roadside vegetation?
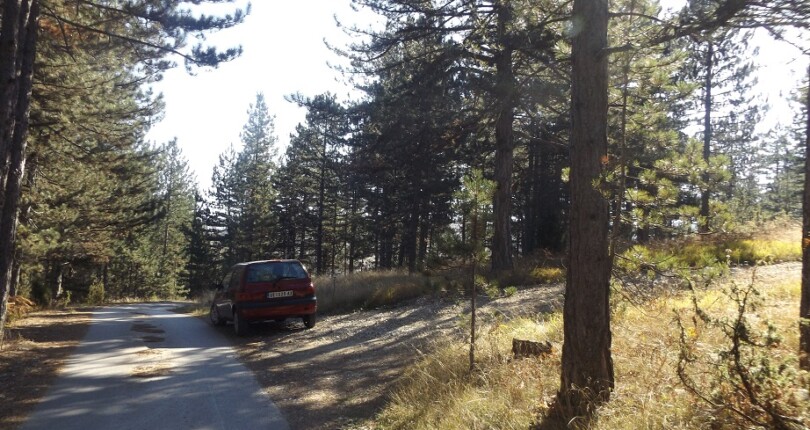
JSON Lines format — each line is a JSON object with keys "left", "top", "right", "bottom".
{"left": 362, "top": 226, "right": 809, "bottom": 429}
{"left": 372, "top": 276, "right": 809, "bottom": 430}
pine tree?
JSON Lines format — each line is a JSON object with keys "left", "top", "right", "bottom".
{"left": 343, "top": 0, "right": 565, "bottom": 272}
{"left": 152, "top": 139, "right": 195, "bottom": 297}
{"left": 558, "top": 0, "right": 613, "bottom": 416}
{"left": 680, "top": 0, "right": 761, "bottom": 232}
{"left": 233, "top": 93, "right": 279, "bottom": 261}
{"left": 209, "top": 94, "right": 280, "bottom": 267}
{"left": 185, "top": 192, "right": 220, "bottom": 296}
{"left": 280, "top": 93, "right": 350, "bottom": 275}
{"left": 0, "top": 0, "right": 247, "bottom": 341}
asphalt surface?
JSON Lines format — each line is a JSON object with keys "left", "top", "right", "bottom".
{"left": 20, "top": 303, "right": 289, "bottom": 430}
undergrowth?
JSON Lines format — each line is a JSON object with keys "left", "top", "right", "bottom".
{"left": 314, "top": 270, "right": 441, "bottom": 314}
{"left": 377, "top": 315, "right": 564, "bottom": 430}
{"left": 368, "top": 268, "right": 810, "bottom": 430}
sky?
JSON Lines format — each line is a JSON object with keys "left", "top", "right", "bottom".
{"left": 145, "top": 0, "right": 372, "bottom": 185}
{"left": 145, "top": 1, "right": 809, "bottom": 188}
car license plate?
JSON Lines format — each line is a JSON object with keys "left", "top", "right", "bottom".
{"left": 267, "top": 290, "right": 293, "bottom": 299}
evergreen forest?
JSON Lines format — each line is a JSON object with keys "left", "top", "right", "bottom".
{"left": 0, "top": 0, "right": 804, "bottom": 300}
{"left": 1, "top": 0, "right": 809, "bottom": 424}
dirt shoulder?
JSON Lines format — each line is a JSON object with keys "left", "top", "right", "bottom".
{"left": 228, "top": 262, "right": 801, "bottom": 430}
{"left": 224, "top": 283, "right": 566, "bottom": 430}
{"left": 0, "top": 308, "right": 91, "bottom": 430}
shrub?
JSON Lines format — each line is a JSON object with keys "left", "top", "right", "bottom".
{"left": 530, "top": 267, "right": 565, "bottom": 284}
{"left": 86, "top": 280, "right": 105, "bottom": 305}
{"left": 675, "top": 276, "right": 807, "bottom": 429}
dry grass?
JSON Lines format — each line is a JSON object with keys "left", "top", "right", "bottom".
{"left": 377, "top": 315, "right": 564, "bottom": 430}
{"left": 314, "top": 270, "right": 438, "bottom": 314}
{"left": 370, "top": 265, "right": 809, "bottom": 430}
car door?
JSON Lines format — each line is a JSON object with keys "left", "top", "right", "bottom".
{"left": 215, "top": 268, "right": 235, "bottom": 319}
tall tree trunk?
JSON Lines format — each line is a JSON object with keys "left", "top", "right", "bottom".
{"left": 557, "top": 0, "right": 614, "bottom": 416}
{"left": 348, "top": 189, "right": 357, "bottom": 273}
{"left": 0, "top": 0, "right": 37, "bottom": 343}
{"left": 523, "top": 139, "right": 538, "bottom": 256}
{"left": 405, "top": 200, "right": 419, "bottom": 273}
{"left": 417, "top": 215, "right": 429, "bottom": 272}
{"left": 0, "top": 0, "right": 25, "bottom": 196}
{"left": 316, "top": 133, "right": 326, "bottom": 275}
{"left": 700, "top": 42, "right": 714, "bottom": 234}
{"left": 9, "top": 158, "right": 35, "bottom": 298}
{"left": 490, "top": 0, "right": 515, "bottom": 272}
{"left": 801, "top": 63, "right": 810, "bottom": 371}
{"left": 469, "top": 206, "right": 479, "bottom": 372}
{"left": 612, "top": 0, "right": 636, "bottom": 256}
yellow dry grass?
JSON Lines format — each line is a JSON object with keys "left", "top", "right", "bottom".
{"left": 371, "top": 269, "right": 810, "bottom": 430}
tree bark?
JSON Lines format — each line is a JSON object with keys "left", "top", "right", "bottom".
{"left": 0, "top": 0, "right": 24, "bottom": 196}
{"left": 0, "top": 0, "right": 37, "bottom": 344}
{"left": 490, "top": 0, "right": 515, "bottom": 272}
{"left": 557, "top": 0, "right": 614, "bottom": 416}
{"left": 700, "top": 42, "right": 714, "bottom": 234}
{"left": 801, "top": 62, "right": 810, "bottom": 370}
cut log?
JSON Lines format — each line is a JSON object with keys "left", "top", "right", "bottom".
{"left": 512, "top": 338, "right": 552, "bottom": 359}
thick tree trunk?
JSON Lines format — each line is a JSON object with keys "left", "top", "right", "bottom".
{"left": 801, "top": 63, "right": 810, "bottom": 371}
{"left": 490, "top": 0, "right": 515, "bottom": 272}
{"left": 0, "top": 0, "right": 24, "bottom": 195}
{"left": 0, "top": 0, "right": 36, "bottom": 344}
{"left": 557, "top": 0, "right": 614, "bottom": 416}
{"left": 700, "top": 42, "right": 714, "bottom": 234}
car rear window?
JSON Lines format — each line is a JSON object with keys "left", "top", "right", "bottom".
{"left": 246, "top": 262, "right": 308, "bottom": 283}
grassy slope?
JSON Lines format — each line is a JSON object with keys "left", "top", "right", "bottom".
{"left": 365, "top": 220, "right": 809, "bottom": 430}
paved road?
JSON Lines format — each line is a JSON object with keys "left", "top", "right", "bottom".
{"left": 21, "top": 303, "right": 289, "bottom": 430}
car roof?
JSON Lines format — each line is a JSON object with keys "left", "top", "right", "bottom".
{"left": 234, "top": 259, "right": 302, "bottom": 267}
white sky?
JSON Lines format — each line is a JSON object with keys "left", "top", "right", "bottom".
{"left": 145, "top": 1, "right": 371, "bottom": 186}
{"left": 145, "top": 1, "right": 808, "bottom": 188}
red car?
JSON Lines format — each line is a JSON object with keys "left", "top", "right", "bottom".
{"left": 209, "top": 259, "right": 317, "bottom": 335}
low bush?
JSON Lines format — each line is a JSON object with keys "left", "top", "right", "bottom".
{"left": 5, "top": 296, "right": 37, "bottom": 324}
{"left": 86, "top": 280, "right": 105, "bottom": 306}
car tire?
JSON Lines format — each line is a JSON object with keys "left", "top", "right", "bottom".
{"left": 303, "top": 313, "right": 316, "bottom": 329}
{"left": 233, "top": 309, "right": 249, "bottom": 336}
{"left": 210, "top": 305, "right": 225, "bottom": 326}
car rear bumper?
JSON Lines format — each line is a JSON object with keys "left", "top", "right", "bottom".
{"left": 237, "top": 296, "right": 317, "bottom": 320}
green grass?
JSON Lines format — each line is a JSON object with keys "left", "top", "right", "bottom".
{"left": 619, "top": 235, "right": 800, "bottom": 275}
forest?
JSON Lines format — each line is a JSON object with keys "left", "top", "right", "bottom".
{"left": 0, "top": 0, "right": 809, "bottom": 426}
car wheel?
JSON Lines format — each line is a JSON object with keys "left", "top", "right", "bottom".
{"left": 303, "top": 313, "right": 316, "bottom": 329}
{"left": 209, "top": 304, "right": 225, "bottom": 326}
{"left": 233, "top": 309, "right": 249, "bottom": 336}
